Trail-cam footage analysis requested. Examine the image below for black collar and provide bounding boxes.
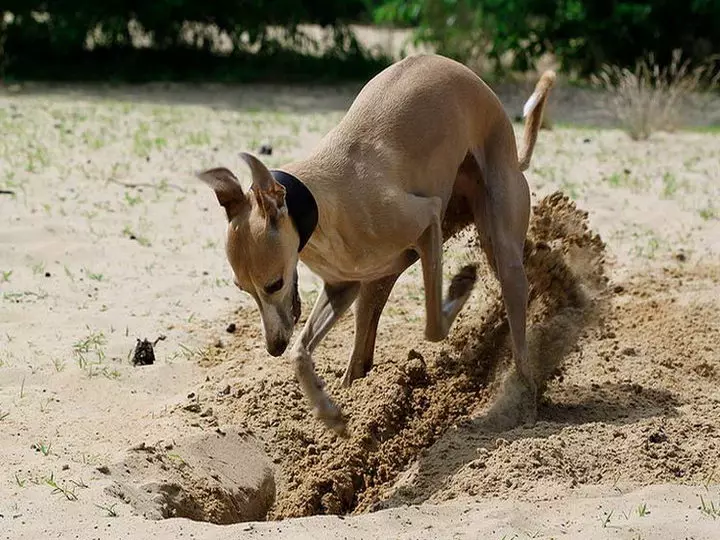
[270,169,318,252]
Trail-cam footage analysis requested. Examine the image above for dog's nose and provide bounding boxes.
[267,338,289,357]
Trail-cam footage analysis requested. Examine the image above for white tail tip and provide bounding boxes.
[523,90,540,118]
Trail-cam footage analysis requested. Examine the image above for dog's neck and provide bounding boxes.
[270,169,318,252]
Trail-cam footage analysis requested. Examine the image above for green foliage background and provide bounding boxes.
[372,0,720,75]
[0,1,385,82]
[1,1,718,81]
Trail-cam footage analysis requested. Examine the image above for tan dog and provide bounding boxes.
[197,54,555,434]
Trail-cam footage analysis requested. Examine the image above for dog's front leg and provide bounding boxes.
[341,272,402,387]
[291,281,359,435]
[416,200,478,342]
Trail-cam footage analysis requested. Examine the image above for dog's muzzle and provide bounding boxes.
[267,338,289,357]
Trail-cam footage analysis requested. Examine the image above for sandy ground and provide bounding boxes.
[1,73,719,540]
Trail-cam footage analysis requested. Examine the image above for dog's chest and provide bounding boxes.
[301,230,415,283]
[298,174,441,283]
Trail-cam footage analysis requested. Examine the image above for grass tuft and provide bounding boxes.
[699,494,720,519]
[593,49,719,140]
[95,502,119,517]
[45,473,78,501]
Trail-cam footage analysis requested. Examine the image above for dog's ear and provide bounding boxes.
[196,167,247,221]
[239,152,286,220]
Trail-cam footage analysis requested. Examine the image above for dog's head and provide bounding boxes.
[197,153,301,357]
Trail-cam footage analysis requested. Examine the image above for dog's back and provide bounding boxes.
[343,54,506,137]
[342,55,505,167]
[295,55,506,200]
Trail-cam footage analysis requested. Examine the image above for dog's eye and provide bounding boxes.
[264,278,284,295]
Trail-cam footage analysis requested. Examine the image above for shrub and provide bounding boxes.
[592,50,720,140]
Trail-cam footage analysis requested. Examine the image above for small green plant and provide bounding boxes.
[601,509,614,528]
[95,502,119,517]
[80,453,102,466]
[0,410,9,421]
[155,178,172,194]
[85,269,105,282]
[31,262,46,276]
[52,358,66,372]
[15,473,25,487]
[25,146,50,173]
[82,130,106,150]
[661,172,678,198]
[73,330,108,376]
[637,502,650,517]
[124,192,142,207]
[122,225,151,247]
[69,478,88,489]
[699,206,717,221]
[631,229,664,259]
[73,330,122,379]
[73,331,106,356]
[187,131,211,146]
[166,452,186,466]
[133,123,168,158]
[1,270,12,283]
[559,178,580,200]
[45,473,78,501]
[39,398,53,413]
[605,169,641,189]
[699,494,719,519]
[3,290,49,302]
[174,343,197,362]
[98,367,121,380]
[702,469,716,491]
[35,441,52,456]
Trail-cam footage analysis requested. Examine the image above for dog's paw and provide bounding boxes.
[339,362,368,389]
[314,399,349,438]
[448,264,478,301]
[480,371,538,431]
[339,371,357,389]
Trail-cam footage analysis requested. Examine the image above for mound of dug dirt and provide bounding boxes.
[189,191,609,520]
[104,429,276,524]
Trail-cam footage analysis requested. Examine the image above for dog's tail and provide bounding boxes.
[518,70,556,171]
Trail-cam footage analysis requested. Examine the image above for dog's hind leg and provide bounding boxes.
[291,281,359,434]
[475,148,536,421]
[414,196,478,343]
